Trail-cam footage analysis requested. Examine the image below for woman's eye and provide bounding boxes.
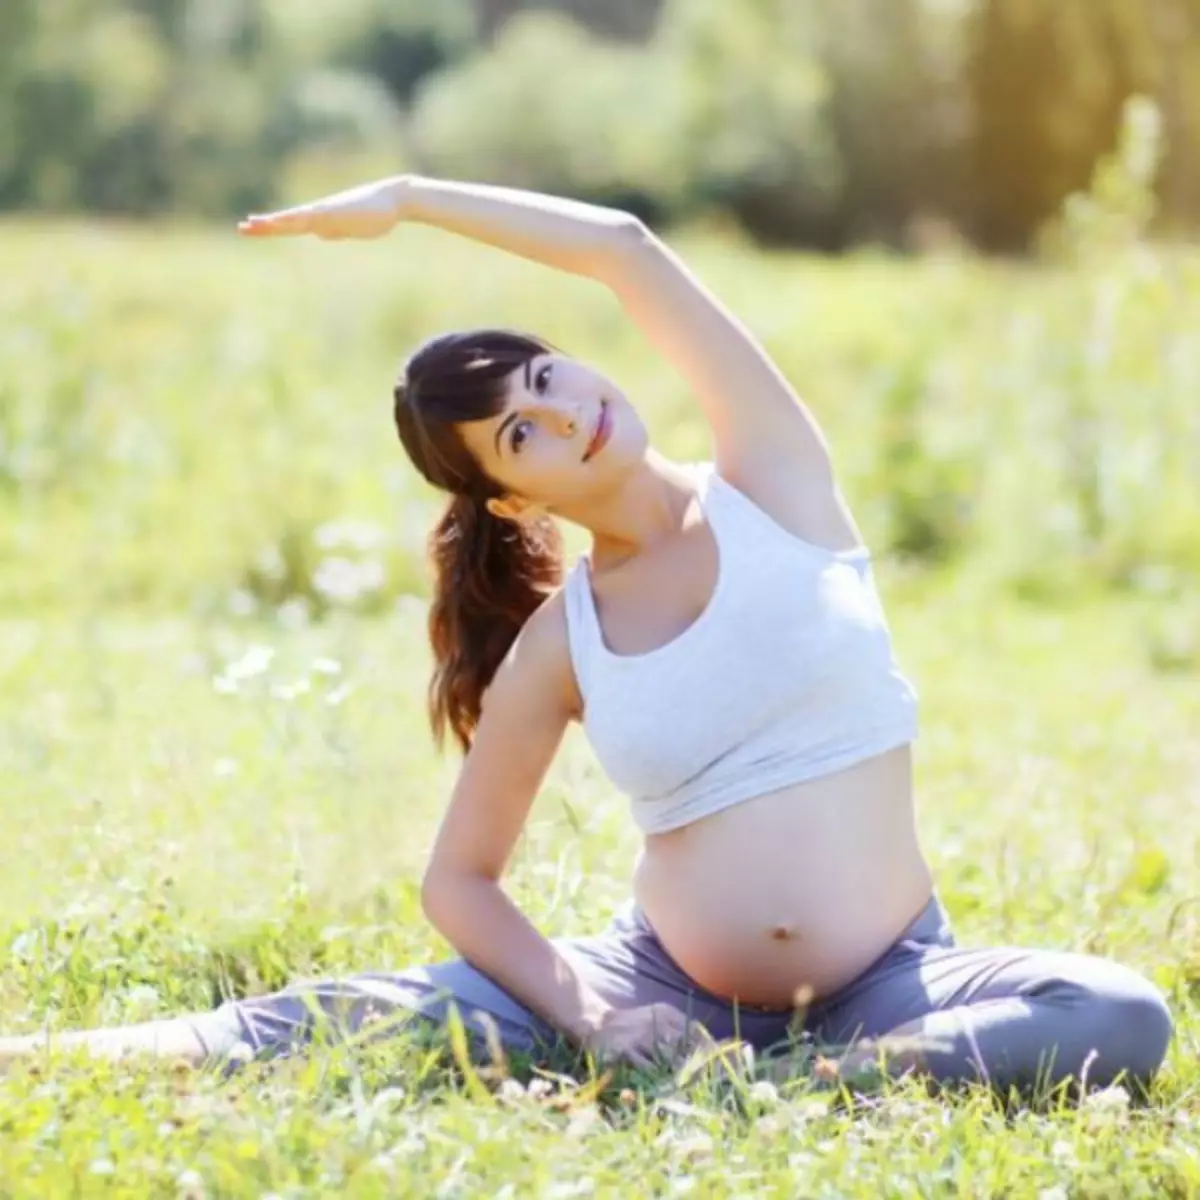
[535,364,552,395]
[510,419,534,453]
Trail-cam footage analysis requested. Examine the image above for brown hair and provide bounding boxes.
[393,330,564,754]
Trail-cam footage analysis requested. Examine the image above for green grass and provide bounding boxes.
[0,218,1198,1196]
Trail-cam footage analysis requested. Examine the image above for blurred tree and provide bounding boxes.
[654,0,847,245]
[966,0,1200,248]
[0,1,38,196]
[818,0,970,245]
[3,0,1199,245]
[332,0,478,106]
[410,12,684,223]
[1145,0,1200,235]
[0,0,290,215]
[475,0,663,43]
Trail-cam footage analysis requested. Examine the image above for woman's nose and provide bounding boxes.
[546,405,581,436]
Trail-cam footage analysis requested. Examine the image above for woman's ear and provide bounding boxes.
[485,494,544,524]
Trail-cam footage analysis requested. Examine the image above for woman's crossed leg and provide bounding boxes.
[800,901,1173,1097]
[0,898,1172,1099]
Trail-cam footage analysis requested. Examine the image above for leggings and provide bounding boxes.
[191,895,1172,1095]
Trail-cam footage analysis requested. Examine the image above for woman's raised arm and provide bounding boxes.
[239,174,642,284]
[241,175,850,542]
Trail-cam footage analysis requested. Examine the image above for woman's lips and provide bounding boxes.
[583,399,611,461]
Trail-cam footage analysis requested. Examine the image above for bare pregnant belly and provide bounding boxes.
[632,746,934,1009]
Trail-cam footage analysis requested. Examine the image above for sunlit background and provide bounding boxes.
[5,0,1200,247]
[1,5,1199,1192]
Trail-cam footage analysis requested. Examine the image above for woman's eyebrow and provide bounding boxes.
[493,410,521,455]
[492,358,538,455]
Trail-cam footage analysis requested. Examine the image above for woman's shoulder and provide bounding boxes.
[494,586,583,720]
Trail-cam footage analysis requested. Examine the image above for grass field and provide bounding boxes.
[1,216,1198,1196]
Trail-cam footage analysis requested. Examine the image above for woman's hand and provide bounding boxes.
[238,176,409,240]
[583,1004,714,1070]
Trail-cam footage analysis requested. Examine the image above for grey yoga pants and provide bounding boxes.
[193,895,1172,1095]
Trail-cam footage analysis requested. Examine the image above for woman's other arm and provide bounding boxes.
[416,592,611,1047]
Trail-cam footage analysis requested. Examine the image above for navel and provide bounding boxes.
[769,924,798,943]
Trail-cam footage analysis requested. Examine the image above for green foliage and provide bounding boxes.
[475,0,664,43]
[1,206,1198,614]
[654,0,846,243]
[0,1,288,215]
[0,545,1198,1191]
[966,0,1200,249]
[0,196,1198,1192]
[871,356,979,564]
[409,12,688,221]
[5,0,1200,246]
[323,0,478,106]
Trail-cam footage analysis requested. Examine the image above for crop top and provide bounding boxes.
[561,462,919,834]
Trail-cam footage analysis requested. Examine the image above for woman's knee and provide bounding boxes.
[1039,957,1173,1084]
[1093,972,1172,1081]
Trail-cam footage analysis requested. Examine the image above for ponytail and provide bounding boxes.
[426,492,563,753]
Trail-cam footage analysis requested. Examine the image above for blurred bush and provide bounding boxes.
[3,0,1200,249]
[966,0,1200,249]
[654,0,846,245]
[2,93,1197,621]
[409,12,689,224]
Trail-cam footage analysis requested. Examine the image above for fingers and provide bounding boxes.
[236,208,315,238]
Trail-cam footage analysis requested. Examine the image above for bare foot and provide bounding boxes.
[0,1021,209,1073]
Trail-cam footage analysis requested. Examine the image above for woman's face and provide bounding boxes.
[455,352,648,515]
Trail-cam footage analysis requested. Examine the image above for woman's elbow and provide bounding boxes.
[420,862,493,933]
[593,213,656,283]
[420,865,455,929]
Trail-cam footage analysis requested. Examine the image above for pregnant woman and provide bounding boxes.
[0,176,1173,1097]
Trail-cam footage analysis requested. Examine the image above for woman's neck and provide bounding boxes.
[563,453,698,572]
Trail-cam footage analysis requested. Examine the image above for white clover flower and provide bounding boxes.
[356,558,386,592]
[255,546,286,580]
[675,1132,714,1160]
[223,644,275,682]
[124,984,161,1010]
[565,1107,601,1139]
[271,679,311,702]
[547,1177,595,1197]
[1081,1083,1132,1127]
[311,657,343,677]
[226,589,256,617]
[313,556,358,603]
[213,758,238,778]
[1083,1084,1131,1112]
[276,597,310,630]
[315,519,388,552]
[314,557,386,606]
